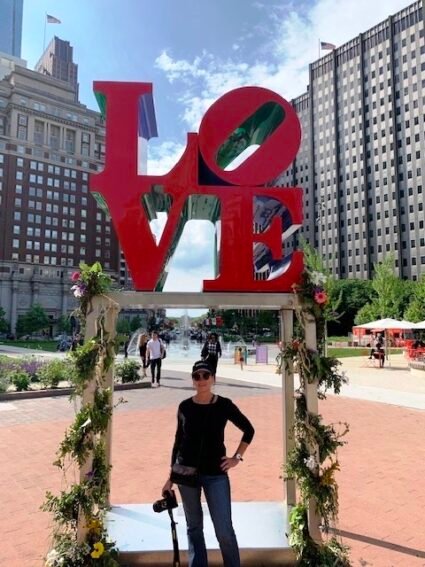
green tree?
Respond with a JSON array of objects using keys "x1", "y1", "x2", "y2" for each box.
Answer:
[
  {"x1": 353, "y1": 255, "x2": 411, "y2": 325},
  {"x1": 116, "y1": 318, "x2": 131, "y2": 335},
  {"x1": 0, "y1": 307, "x2": 8, "y2": 334},
  {"x1": 354, "y1": 302, "x2": 380, "y2": 325},
  {"x1": 16, "y1": 304, "x2": 50, "y2": 336},
  {"x1": 328, "y1": 279, "x2": 374, "y2": 334},
  {"x1": 371, "y1": 255, "x2": 405, "y2": 318},
  {"x1": 56, "y1": 314, "x2": 72, "y2": 334},
  {"x1": 405, "y1": 274, "x2": 425, "y2": 322},
  {"x1": 130, "y1": 315, "x2": 142, "y2": 332}
]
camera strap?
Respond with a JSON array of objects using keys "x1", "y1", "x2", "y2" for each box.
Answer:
[{"x1": 168, "y1": 508, "x2": 180, "y2": 567}]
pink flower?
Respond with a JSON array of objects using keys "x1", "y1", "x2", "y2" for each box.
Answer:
[
  {"x1": 71, "y1": 271, "x2": 80, "y2": 282},
  {"x1": 314, "y1": 290, "x2": 328, "y2": 305}
]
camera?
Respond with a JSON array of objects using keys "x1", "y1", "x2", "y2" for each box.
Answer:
[{"x1": 153, "y1": 490, "x2": 178, "y2": 513}]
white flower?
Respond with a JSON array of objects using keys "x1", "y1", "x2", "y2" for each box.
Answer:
[
  {"x1": 310, "y1": 271, "x2": 327, "y2": 286},
  {"x1": 71, "y1": 285, "x2": 84, "y2": 298},
  {"x1": 45, "y1": 549, "x2": 61, "y2": 567},
  {"x1": 304, "y1": 456, "x2": 318, "y2": 472},
  {"x1": 80, "y1": 417, "x2": 91, "y2": 429}
]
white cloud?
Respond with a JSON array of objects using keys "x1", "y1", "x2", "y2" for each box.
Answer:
[
  {"x1": 151, "y1": 0, "x2": 408, "y2": 302},
  {"x1": 155, "y1": 0, "x2": 409, "y2": 130},
  {"x1": 165, "y1": 219, "x2": 216, "y2": 275},
  {"x1": 147, "y1": 140, "x2": 185, "y2": 175}
]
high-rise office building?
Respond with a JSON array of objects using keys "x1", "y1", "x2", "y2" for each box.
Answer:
[
  {"x1": 0, "y1": 0, "x2": 23, "y2": 57},
  {"x1": 0, "y1": 57, "x2": 119, "y2": 332},
  {"x1": 0, "y1": 53, "x2": 164, "y2": 334},
  {"x1": 279, "y1": 0, "x2": 425, "y2": 281},
  {"x1": 35, "y1": 37, "x2": 79, "y2": 101}
]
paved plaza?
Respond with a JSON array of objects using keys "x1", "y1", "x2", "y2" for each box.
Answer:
[{"x1": 0, "y1": 352, "x2": 424, "y2": 566}]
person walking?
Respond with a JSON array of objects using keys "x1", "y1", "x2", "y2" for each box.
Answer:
[
  {"x1": 201, "y1": 333, "x2": 222, "y2": 377},
  {"x1": 237, "y1": 347, "x2": 244, "y2": 370},
  {"x1": 138, "y1": 332, "x2": 149, "y2": 378},
  {"x1": 147, "y1": 331, "x2": 165, "y2": 387},
  {"x1": 162, "y1": 359, "x2": 254, "y2": 567}
]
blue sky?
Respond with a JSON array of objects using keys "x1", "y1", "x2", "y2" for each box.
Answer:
[{"x1": 21, "y1": 0, "x2": 409, "y2": 312}]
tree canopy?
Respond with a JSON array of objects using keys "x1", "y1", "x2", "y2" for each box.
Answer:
[
  {"x1": 0, "y1": 307, "x2": 8, "y2": 334},
  {"x1": 16, "y1": 304, "x2": 50, "y2": 336}
]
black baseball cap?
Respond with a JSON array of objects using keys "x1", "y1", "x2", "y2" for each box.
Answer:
[{"x1": 191, "y1": 360, "x2": 213, "y2": 376}]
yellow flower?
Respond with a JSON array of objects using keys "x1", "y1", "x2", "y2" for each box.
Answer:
[
  {"x1": 91, "y1": 542, "x2": 105, "y2": 559},
  {"x1": 87, "y1": 518, "x2": 102, "y2": 534},
  {"x1": 320, "y1": 461, "x2": 340, "y2": 486}
]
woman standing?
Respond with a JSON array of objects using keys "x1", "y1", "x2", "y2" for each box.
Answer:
[
  {"x1": 201, "y1": 333, "x2": 222, "y2": 377},
  {"x1": 137, "y1": 332, "x2": 148, "y2": 378},
  {"x1": 162, "y1": 360, "x2": 254, "y2": 567}
]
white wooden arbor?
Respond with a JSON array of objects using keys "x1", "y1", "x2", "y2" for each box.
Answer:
[{"x1": 83, "y1": 291, "x2": 321, "y2": 566}]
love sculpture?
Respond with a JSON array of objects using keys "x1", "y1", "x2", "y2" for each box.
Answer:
[{"x1": 91, "y1": 82, "x2": 303, "y2": 292}]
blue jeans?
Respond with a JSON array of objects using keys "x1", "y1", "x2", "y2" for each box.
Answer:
[{"x1": 178, "y1": 474, "x2": 240, "y2": 567}]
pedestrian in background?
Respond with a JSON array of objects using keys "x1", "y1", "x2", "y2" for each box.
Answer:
[
  {"x1": 138, "y1": 332, "x2": 149, "y2": 378},
  {"x1": 237, "y1": 347, "x2": 244, "y2": 370},
  {"x1": 147, "y1": 331, "x2": 165, "y2": 387},
  {"x1": 201, "y1": 333, "x2": 222, "y2": 377}
]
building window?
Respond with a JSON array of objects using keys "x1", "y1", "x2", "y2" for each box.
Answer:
[
  {"x1": 34, "y1": 120, "x2": 45, "y2": 145},
  {"x1": 17, "y1": 114, "x2": 28, "y2": 140},
  {"x1": 50, "y1": 125, "x2": 60, "y2": 150},
  {"x1": 81, "y1": 132, "x2": 90, "y2": 156},
  {"x1": 65, "y1": 129, "x2": 76, "y2": 154}
]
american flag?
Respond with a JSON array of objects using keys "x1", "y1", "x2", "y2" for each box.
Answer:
[
  {"x1": 46, "y1": 14, "x2": 61, "y2": 24},
  {"x1": 321, "y1": 41, "x2": 336, "y2": 50}
]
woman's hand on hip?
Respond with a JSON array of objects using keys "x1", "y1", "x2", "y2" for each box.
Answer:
[{"x1": 220, "y1": 456, "x2": 239, "y2": 472}]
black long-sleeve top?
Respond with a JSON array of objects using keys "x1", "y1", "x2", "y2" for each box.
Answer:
[{"x1": 171, "y1": 395, "x2": 255, "y2": 475}]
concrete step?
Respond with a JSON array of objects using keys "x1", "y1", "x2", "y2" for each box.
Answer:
[{"x1": 107, "y1": 502, "x2": 296, "y2": 566}]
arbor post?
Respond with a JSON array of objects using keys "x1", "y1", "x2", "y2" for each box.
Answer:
[
  {"x1": 280, "y1": 308, "x2": 296, "y2": 507},
  {"x1": 304, "y1": 314, "x2": 322, "y2": 542}
]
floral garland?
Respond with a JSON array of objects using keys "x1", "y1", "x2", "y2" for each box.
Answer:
[
  {"x1": 279, "y1": 247, "x2": 351, "y2": 566},
  {"x1": 42, "y1": 263, "x2": 120, "y2": 566}
]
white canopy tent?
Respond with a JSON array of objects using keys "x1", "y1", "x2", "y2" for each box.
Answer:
[
  {"x1": 353, "y1": 318, "x2": 415, "y2": 331},
  {"x1": 353, "y1": 318, "x2": 415, "y2": 363},
  {"x1": 413, "y1": 320, "x2": 425, "y2": 330}
]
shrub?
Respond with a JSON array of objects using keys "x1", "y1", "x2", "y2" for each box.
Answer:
[
  {"x1": 115, "y1": 360, "x2": 141, "y2": 383},
  {"x1": 10, "y1": 370, "x2": 31, "y2": 391},
  {"x1": 18, "y1": 357, "x2": 45, "y2": 382},
  {"x1": 38, "y1": 359, "x2": 74, "y2": 389},
  {"x1": 0, "y1": 372, "x2": 10, "y2": 393}
]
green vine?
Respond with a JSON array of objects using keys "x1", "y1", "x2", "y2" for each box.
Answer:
[
  {"x1": 281, "y1": 244, "x2": 351, "y2": 565},
  {"x1": 289, "y1": 505, "x2": 350, "y2": 567},
  {"x1": 55, "y1": 389, "x2": 113, "y2": 468},
  {"x1": 43, "y1": 263, "x2": 119, "y2": 567}
]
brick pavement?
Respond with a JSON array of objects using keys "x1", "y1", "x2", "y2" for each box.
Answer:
[{"x1": 0, "y1": 370, "x2": 424, "y2": 566}]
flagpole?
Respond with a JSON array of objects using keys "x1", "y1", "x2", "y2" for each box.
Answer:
[
  {"x1": 43, "y1": 12, "x2": 47, "y2": 53},
  {"x1": 318, "y1": 39, "x2": 321, "y2": 59}
]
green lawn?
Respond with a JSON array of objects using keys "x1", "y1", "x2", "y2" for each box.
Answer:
[
  {"x1": 328, "y1": 347, "x2": 403, "y2": 358},
  {"x1": 327, "y1": 336, "x2": 350, "y2": 343},
  {"x1": 0, "y1": 340, "x2": 58, "y2": 352}
]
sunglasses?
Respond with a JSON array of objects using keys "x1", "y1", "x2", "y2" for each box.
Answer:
[{"x1": 192, "y1": 372, "x2": 212, "y2": 381}]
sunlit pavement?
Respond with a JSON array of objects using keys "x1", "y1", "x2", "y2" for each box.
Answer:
[{"x1": 0, "y1": 350, "x2": 424, "y2": 566}]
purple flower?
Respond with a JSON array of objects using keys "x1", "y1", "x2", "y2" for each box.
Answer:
[
  {"x1": 19, "y1": 358, "x2": 45, "y2": 379},
  {"x1": 71, "y1": 283, "x2": 87, "y2": 298}
]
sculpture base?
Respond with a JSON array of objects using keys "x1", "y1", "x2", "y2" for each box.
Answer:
[{"x1": 106, "y1": 501, "x2": 295, "y2": 566}]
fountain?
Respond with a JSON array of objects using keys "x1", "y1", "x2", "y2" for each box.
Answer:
[
  {"x1": 126, "y1": 328, "x2": 147, "y2": 358},
  {"x1": 124, "y1": 316, "x2": 248, "y2": 362}
]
